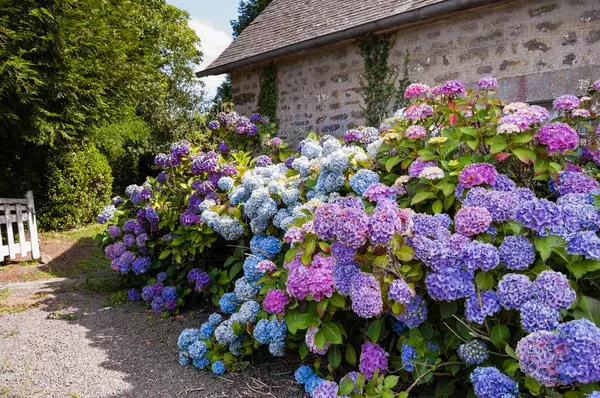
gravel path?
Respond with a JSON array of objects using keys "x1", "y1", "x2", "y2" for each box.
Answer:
[{"x1": 0, "y1": 284, "x2": 302, "y2": 398}]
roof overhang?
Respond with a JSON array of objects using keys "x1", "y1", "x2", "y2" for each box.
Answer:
[{"x1": 196, "y1": 0, "x2": 500, "y2": 77}]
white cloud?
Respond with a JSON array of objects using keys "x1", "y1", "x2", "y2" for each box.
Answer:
[{"x1": 188, "y1": 19, "x2": 232, "y2": 100}]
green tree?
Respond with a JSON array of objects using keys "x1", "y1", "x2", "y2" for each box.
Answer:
[{"x1": 0, "y1": 0, "x2": 205, "y2": 227}]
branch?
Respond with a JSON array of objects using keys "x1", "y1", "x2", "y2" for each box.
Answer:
[{"x1": 405, "y1": 361, "x2": 462, "y2": 393}]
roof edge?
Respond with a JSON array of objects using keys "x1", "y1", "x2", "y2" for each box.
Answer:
[{"x1": 196, "y1": 0, "x2": 500, "y2": 77}]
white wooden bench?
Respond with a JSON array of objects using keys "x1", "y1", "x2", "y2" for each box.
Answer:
[{"x1": 0, "y1": 191, "x2": 40, "y2": 261}]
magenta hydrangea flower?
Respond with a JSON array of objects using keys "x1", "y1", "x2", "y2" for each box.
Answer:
[
  {"x1": 369, "y1": 199, "x2": 408, "y2": 246},
  {"x1": 405, "y1": 125, "x2": 427, "y2": 138},
  {"x1": 478, "y1": 76, "x2": 499, "y2": 90},
  {"x1": 454, "y1": 206, "x2": 492, "y2": 236},
  {"x1": 256, "y1": 259, "x2": 276, "y2": 272},
  {"x1": 404, "y1": 83, "x2": 430, "y2": 98},
  {"x1": 388, "y1": 279, "x2": 413, "y2": 304},
  {"x1": 553, "y1": 94, "x2": 581, "y2": 111},
  {"x1": 404, "y1": 104, "x2": 434, "y2": 121},
  {"x1": 458, "y1": 163, "x2": 497, "y2": 188},
  {"x1": 433, "y1": 80, "x2": 466, "y2": 96},
  {"x1": 333, "y1": 207, "x2": 370, "y2": 249},
  {"x1": 359, "y1": 342, "x2": 389, "y2": 379},
  {"x1": 308, "y1": 254, "x2": 335, "y2": 301},
  {"x1": 285, "y1": 255, "x2": 311, "y2": 300},
  {"x1": 314, "y1": 204, "x2": 340, "y2": 240},
  {"x1": 350, "y1": 272, "x2": 383, "y2": 318},
  {"x1": 535, "y1": 122, "x2": 579, "y2": 153},
  {"x1": 594, "y1": 79, "x2": 600, "y2": 91},
  {"x1": 263, "y1": 289, "x2": 289, "y2": 315},
  {"x1": 306, "y1": 326, "x2": 329, "y2": 354}
]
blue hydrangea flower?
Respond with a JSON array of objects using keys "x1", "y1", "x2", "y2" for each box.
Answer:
[
  {"x1": 211, "y1": 360, "x2": 226, "y2": 375},
  {"x1": 349, "y1": 169, "x2": 380, "y2": 195},
  {"x1": 193, "y1": 357, "x2": 210, "y2": 369},
  {"x1": 401, "y1": 343, "x2": 417, "y2": 371},
  {"x1": 397, "y1": 295, "x2": 428, "y2": 328},
  {"x1": 243, "y1": 256, "x2": 265, "y2": 283},
  {"x1": 253, "y1": 319, "x2": 272, "y2": 344},
  {"x1": 250, "y1": 235, "x2": 282, "y2": 259},
  {"x1": 188, "y1": 340, "x2": 208, "y2": 360},
  {"x1": 499, "y1": 236, "x2": 535, "y2": 270},
  {"x1": 533, "y1": 271, "x2": 576, "y2": 310},
  {"x1": 294, "y1": 365, "x2": 314, "y2": 384},
  {"x1": 219, "y1": 292, "x2": 240, "y2": 313},
  {"x1": 470, "y1": 367, "x2": 519, "y2": 398},
  {"x1": 198, "y1": 322, "x2": 215, "y2": 339},
  {"x1": 178, "y1": 350, "x2": 191, "y2": 366},
  {"x1": 214, "y1": 320, "x2": 237, "y2": 345},
  {"x1": 177, "y1": 329, "x2": 199, "y2": 350},
  {"x1": 208, "y1": 313, "x2": 222, "y2": 325},
  {"x1": 217, "y1": 176, "x2": 234, "y2": 191},
  {"x1": 234, "y1": 277, "x2": 259, "y2": 301},
  {"x1": 458, "y1": 340, "x2": 488, "y2": 365},
  {"x1": 230, "y1": 300, "x2": 260, "y2": 324},
  {"x1": 268, "y1": 340, "x2": 285, "y2": 356},
  {"x1": 425, "y1": 268, "x2": 475, "y2": 301},
  {"x1": 514, "y1": 199, "x2": 562, "y2": 232}
]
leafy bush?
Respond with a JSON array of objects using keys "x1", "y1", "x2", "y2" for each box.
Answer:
[
  {"x1": 102, "y1": 78, "x2": 600, "y2": 397},
  {"x1": 41, "y1": 144, "x2": 113, "y2": 230}
]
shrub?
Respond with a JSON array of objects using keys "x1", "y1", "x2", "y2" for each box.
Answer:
[
  {"x1": 103, "y1": 78, "x2": 600, "y2": 397},
  {"x1": 41, "y1": 144, "x2": 113, "y2": 230}
]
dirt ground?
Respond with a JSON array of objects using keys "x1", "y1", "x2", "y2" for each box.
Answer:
[{"x1": 0, "y1": 227, "x2": 303, "y2": 398}]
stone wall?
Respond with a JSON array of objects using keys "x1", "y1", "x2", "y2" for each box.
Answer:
[{"x1": 231, "y1": 0, "x2": 600, "y2": 142}]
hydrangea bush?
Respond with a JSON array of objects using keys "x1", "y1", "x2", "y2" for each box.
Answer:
[{"x1": 101, "y1": 79, "x2": 600, "y2": 397}]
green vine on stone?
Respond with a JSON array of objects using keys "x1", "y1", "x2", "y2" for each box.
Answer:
[
  {"x1": 258, "y1": 63, "x2": 279, "y2": 125},
  {"x1": 359, "y1": 34, "x2": 411, "y2": 126}
]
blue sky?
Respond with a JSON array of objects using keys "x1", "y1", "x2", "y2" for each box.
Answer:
[{"x1": 167, "y1": 0, "x2": 239, "y2": 98}]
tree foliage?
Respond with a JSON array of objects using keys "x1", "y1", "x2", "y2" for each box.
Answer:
[
  {"x1": 230, "y1": 0, "x2": 272, "y2": 38},
  {"x1": 0, "y1": 0, "x2": 205, "y2": 227}
]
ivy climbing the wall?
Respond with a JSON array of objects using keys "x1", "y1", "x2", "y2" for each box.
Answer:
[
  {"x1": 258, "y1": 63, "x2": 279, "y2": 125},
  {"x1": 359, "y1": 34, "x2": 410, "y2": 126}
]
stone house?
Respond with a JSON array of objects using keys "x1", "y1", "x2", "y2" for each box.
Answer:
[{"x1": 198, "y1": 0, "x2": 600, "y2": 140}]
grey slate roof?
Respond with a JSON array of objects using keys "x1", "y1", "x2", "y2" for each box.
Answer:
[{"x1": 198, "y1": 0, "x2": 494, "y2": 77}]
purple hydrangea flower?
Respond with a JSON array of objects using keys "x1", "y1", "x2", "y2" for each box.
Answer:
[
  {"x1": 333, "y1": 260, "x2": 360, "y2": 295},
  {"x1": 359, "y1": 342, "x2": 388, "y2": 379},
  {"x1": 455, "y1": 207, "x2": 492, "y2": 236},
  {"x1": 404, "y1": 103, "x2": 433, "y2": 121},
  {"x1": 533, "y1": 271, "x2": 576, "y2": 310},
  {"x1": 425, "y1": 268, "x2": 475, "y2": 301},
  {"x1": 180, "y1": 209, "x2": 200, "y2": 226},
  {"x1": 405, "y1": 125, "x2": 427, "y2": 139},
  {"x1": 497, "y1": 274, "x2": 533, "y2": 309},
  {"x1": 207, "y1": 120, "x2": 220, "y2": 130},
  {"x1": 314, "y1": 204, "x2": 340, "y2": 240},
  {"x1": 154, "y1": 153, "x2": 171, "y2": 168},
  {"x1": 388, "y1": 279, "x2": 413, "y2": 304},
  {"x1": 558, "y1": 171, "x2": 599, "y2": 195},
  {"x1": 478, "y1": 76, "x2": 499, "y2": 90},
  {"x1": 514, "y1": 199, "x2": 562, "y2": 231},
  {"x1": 465, "y1": 290, "x2": 500, "y2": 324},
  {"x1": 263, "y1": 289, "x2": 289, "y2": 315},
  {"x1": 333, "y1": 207, "x2": 370, "y2": 249},
  {"x1": 470, "y1": 367, "x2": 519, "y2": 398},
  {"x1": 408, "y1": 158, "x2": 435, "y2": 178},
  {"x1": 349, "y1": 272, "x2": 383, "y2": 318},
  {"x1": 535, "y1": 122, "x2": 579, "y2": 153},
  {"x1": 108, "y1": 225, "x2": 121, "y2": 239},
  {"x1": 553, "y1": 94, "x2": 581, "y2": 111},
  {"x1": 516, "y1": 330, "x2": 562, "y2": 386},
  {"x1": 520, "y1": 300, "x2": 560, "y2": 332},
  {"x1": 462, "y1": 241, "x2": 499, "y2": 271},
  {"x1": 433, "y1": 80, "x2": 466, "y2": 96},
  {"x1": 556, "y1": 319, "x2": 600, "y2": 384},
  {"x1": 404, "y1": 83, "x2": 431, "y2": 98},
  {"x1": 397, "y1": 295, "x2": 428, "y2": 328},
  {"x1": 499, "y1": 236, "x2": 535, "y2": 270},
  {"x1": 127, "y1": 288, "x2": 140, "y2": 301},
  {"x1": 566, "y1": 230, "x2": 600, "y2": 259}
]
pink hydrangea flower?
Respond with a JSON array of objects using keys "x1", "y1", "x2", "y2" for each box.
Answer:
[
  {"x1": 594, "y1": 79, "x2": 600, "y2": 90},
  {"x1": 405, "y1": 125, "x2": 427, "y2": 138},
  {"x1": 571, "y1": 109, "x2": 591, "y2": 118},
  {"x1": 478, "y1": 76, "x2": 499, "y2": 90},
  {"x1": 308, "y1": 254, "x2": 335, "y2": 301},
  {"x1": 454, "y1": 206, "x2": 492, "y2": 236},
  {"x1": 404, "y1": 104, "x2": 433, "y2": 121},
  {"x1": 284, "y1": 226, "x2": 304, "y2": 244},
  {"x1": 404, "y1": 83, "x2": 431, "y2": 98},
  {"x1": 256, "y1": 259, "x2": 276, "y2": 272},
  {"x1": 432, "y1": 80, "x2": 466, "y2": 96},
  {"x1": 553, "y1": 95, "x2": 580, "y2": 111}
]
